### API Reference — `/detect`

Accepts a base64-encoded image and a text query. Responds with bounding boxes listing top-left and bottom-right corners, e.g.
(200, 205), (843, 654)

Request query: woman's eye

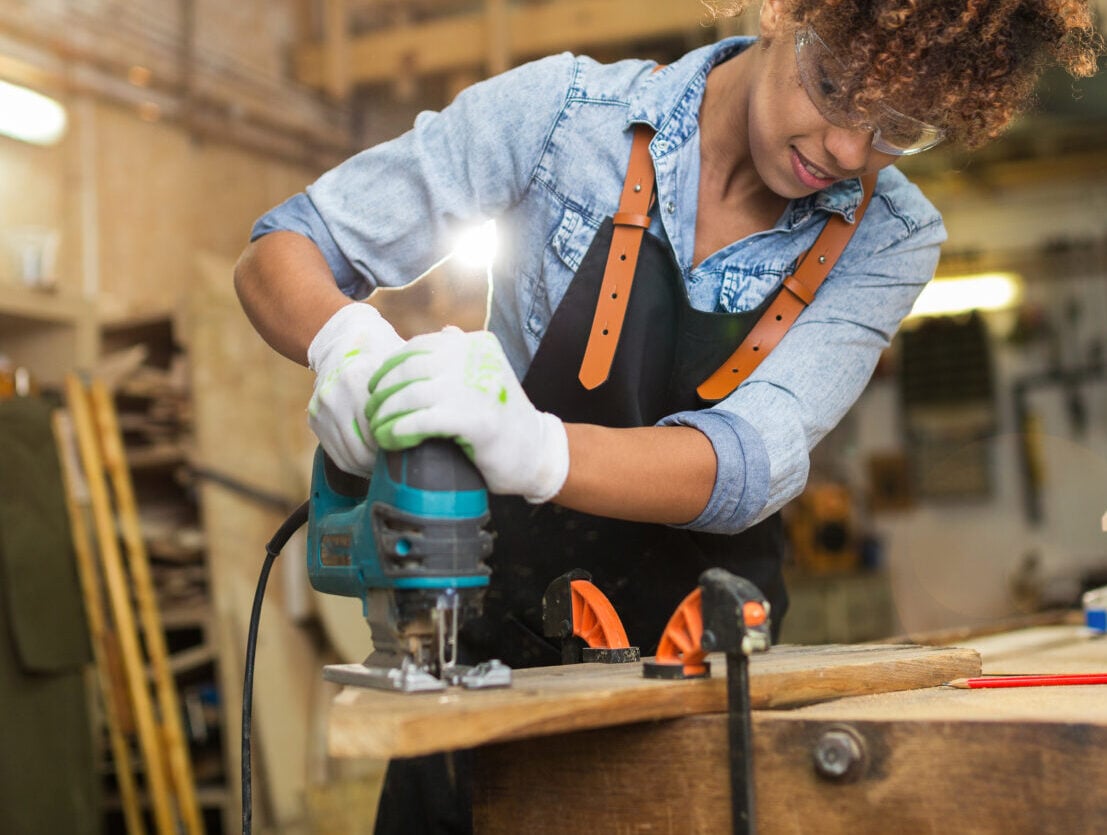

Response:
(817, 68), (838, 98)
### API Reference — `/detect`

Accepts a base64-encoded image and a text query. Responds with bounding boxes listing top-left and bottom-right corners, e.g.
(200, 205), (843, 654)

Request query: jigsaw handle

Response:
(380, 439), (486, 496)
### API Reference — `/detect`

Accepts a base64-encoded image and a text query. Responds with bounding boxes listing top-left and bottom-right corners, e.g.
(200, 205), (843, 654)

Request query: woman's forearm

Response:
(555, 423), (716, 525)
(233, 231), (355, 366)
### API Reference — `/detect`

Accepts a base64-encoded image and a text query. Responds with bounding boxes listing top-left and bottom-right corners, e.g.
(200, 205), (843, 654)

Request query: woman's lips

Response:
(791, 148), (837, 190)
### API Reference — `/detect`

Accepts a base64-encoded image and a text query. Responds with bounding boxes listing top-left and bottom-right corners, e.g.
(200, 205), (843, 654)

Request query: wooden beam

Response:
(484, 0), (510, 77)
(327, 644), (980, 760)
(323, 0), (350, 101)
(295, 0), (709, 87)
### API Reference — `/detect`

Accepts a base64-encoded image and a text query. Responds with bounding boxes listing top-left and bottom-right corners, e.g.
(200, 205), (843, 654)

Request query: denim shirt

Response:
(252, 37), (946, 535)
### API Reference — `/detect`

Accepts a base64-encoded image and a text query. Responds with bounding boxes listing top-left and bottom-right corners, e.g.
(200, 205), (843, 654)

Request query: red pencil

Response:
(946, 673), (1107, 689)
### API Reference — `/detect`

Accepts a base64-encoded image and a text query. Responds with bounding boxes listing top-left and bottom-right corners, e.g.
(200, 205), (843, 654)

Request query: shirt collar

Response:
(788, 177), (867, 225)
(627, 36), (867, 224)
(626, 37), (751, 144)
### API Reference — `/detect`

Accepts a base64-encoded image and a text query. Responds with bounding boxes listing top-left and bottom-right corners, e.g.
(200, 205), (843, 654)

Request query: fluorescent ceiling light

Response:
(908, 272), (1022, 319)
(0, 79), (67, 146)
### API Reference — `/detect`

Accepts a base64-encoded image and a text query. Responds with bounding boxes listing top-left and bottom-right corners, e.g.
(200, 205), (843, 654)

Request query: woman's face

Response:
(745, 3), (898, 199)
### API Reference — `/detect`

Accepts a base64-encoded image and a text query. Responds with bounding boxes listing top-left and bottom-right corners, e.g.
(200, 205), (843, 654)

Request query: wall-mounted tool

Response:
(307, 440), (509, 692)
(542, 569), (640, 664)
(786, 482), (858, 575)
(644, 569), (771, 835)
(1012, 353), (1105, 524)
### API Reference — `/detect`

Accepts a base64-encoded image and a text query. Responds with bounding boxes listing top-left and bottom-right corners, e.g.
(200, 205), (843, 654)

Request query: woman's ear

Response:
(759, 0), (787, 40)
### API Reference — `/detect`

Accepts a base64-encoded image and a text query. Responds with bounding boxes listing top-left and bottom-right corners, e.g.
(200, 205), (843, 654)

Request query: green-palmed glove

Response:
(307, 302), (405, 475)
(366, 328), (570, 504)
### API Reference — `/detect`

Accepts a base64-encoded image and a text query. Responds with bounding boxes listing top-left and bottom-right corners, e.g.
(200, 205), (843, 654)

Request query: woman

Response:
(236, 0), (1100, 829)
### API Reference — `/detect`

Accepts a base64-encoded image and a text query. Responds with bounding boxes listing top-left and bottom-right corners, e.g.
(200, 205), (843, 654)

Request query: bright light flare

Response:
(452, 220), (498, 269)
(0, 80), (67, 146)
(908, 272), (1022, 319)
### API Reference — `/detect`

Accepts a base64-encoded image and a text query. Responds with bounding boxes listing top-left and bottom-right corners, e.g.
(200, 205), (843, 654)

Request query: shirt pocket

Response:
(718, 260), (795, 313)
(526, 203), (603, 339)
(549, 203), (602, 273)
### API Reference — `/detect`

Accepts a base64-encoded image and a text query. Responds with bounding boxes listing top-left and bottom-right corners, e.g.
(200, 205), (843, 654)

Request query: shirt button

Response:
(655, 139), (669, 152)
(666, 201), (676, 214)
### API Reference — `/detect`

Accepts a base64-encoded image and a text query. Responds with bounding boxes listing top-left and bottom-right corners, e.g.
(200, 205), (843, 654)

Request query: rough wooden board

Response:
(474, 707), (1107, 834)
(328, 643), (980, 760)
(786, 679), (1107, 723)
(791, 627), (1107, 723)
(949, 624), (1106, 674)
(472, 624), (1106, 834)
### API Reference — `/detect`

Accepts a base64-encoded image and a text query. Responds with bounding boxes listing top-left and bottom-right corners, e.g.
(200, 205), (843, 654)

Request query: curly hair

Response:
(703, 1), (1103, 148)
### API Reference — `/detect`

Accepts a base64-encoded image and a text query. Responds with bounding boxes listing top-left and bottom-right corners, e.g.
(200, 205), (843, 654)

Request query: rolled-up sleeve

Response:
(662, 195), (946, 535)
(660, 409), (771, 533)
(251, 193), (369, 298)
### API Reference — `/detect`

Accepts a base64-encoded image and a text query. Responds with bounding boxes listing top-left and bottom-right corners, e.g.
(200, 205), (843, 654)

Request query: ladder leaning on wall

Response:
(55, 373), (204, 835)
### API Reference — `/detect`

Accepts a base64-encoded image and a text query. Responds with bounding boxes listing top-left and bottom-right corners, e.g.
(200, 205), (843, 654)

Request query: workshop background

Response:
(0, 1), (1105, 833)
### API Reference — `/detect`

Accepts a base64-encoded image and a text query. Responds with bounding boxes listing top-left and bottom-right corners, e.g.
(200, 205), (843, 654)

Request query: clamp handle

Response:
(642, 569), (772, 835)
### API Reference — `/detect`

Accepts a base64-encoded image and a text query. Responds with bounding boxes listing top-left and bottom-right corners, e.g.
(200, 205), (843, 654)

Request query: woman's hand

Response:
(366, 328), (570, 504)
(307, 303), (406, 475)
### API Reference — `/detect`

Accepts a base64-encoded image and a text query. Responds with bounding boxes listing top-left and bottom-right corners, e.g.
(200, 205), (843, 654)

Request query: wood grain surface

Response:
(327, 643), (981, 759)
(947, 624), (1106, 675)
(474, 706), (1107, 834)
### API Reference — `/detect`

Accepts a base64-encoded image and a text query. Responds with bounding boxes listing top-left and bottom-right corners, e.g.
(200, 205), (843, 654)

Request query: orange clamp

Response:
(648, 587), (709, 678)
(568, 579), (632, 650)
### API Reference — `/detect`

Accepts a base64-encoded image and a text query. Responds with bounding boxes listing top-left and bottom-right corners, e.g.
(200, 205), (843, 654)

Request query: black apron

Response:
(375, 198), (790, 835)
(461, 217), (789, 670)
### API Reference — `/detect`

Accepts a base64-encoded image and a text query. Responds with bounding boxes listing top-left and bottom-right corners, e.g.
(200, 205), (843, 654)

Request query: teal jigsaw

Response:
(306, 439), (510, 692)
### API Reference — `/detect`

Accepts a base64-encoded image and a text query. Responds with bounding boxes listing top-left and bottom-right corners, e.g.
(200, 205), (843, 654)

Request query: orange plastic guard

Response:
(650, 587), (708, 677)
(569, 579), (632, 649)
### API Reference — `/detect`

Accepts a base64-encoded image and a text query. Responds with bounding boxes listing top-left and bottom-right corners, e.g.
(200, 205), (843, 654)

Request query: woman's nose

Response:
(823, 124), (872, 175)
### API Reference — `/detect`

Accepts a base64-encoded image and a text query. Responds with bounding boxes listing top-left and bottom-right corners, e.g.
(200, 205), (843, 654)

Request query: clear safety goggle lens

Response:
(794, 26), (946, 157)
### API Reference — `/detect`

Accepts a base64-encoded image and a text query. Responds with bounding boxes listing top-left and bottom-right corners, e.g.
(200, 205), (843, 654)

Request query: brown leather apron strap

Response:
(696, 171), (879, 401)
(578, 124), (657, 390)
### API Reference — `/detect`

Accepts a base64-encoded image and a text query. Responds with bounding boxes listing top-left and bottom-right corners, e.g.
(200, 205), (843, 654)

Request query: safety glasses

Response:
(794, 26), (946, 156)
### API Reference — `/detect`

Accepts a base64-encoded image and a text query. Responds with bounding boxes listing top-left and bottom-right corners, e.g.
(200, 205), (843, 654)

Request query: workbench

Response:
(327, 622), (1107, 833)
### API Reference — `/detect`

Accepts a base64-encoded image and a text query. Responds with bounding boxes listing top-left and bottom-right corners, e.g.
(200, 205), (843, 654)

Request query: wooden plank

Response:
(785, 677), (1107, 724)
(474, 705), (1107, 834)
(949, 624), (1104, 674)
(327, 644), (980, 760)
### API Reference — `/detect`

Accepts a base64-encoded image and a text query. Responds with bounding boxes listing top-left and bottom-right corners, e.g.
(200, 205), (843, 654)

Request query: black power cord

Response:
(242, 501), (310, 835)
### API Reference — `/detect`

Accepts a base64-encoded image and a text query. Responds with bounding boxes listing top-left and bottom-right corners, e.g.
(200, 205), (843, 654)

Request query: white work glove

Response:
(365, 328), (570, 504)
(307, 303), (405, 475)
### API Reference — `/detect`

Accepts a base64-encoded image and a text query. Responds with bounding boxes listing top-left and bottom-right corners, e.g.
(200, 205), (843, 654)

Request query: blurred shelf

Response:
(125, 442), (190, 470)
(0, 282), (86, 323)
(163, 642), (216, 676)
(103, 784), (230, 811)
